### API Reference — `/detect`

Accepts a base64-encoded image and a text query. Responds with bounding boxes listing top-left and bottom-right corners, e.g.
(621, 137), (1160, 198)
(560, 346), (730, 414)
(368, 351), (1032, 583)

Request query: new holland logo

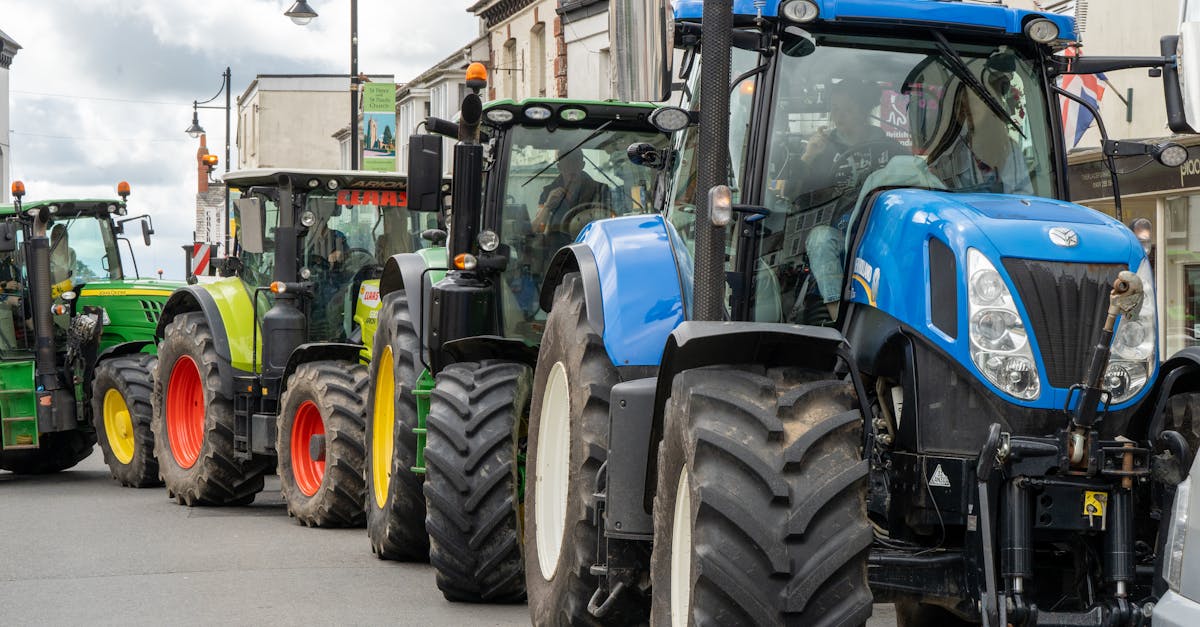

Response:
(1048, 227), (1079, 248)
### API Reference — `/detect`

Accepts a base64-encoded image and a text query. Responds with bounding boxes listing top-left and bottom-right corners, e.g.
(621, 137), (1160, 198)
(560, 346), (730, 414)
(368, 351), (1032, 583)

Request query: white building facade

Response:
(470, 0), (563, 102)
(0, 28), (19, 203)
(236, 74), (392, 170)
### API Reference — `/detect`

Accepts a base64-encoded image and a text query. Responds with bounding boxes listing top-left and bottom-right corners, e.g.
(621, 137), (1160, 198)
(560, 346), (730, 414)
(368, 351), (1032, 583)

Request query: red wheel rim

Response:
(291, 401), (326, 497)
(166, 355), (204, 469)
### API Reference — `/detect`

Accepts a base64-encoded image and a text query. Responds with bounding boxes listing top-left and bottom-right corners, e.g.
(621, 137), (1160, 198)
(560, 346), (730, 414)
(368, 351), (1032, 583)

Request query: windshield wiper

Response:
(521, 120), (615, 187)
(930, 30), (1025, 138)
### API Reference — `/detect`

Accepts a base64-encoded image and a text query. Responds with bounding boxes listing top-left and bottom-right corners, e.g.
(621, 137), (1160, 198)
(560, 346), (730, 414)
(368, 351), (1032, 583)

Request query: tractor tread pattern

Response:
(277, 360), (369, 527)
(650, 366), (873, 627)
(151, 312), (266, 506)
(424, 359), (529, 603)
(92, 353), (161, 487)
(366, 290), (430, 561)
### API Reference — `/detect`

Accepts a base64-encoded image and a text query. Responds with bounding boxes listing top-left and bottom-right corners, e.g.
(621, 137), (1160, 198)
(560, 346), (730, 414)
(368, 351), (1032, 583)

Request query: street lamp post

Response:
(286, 0), (359, 170)
(185, 67), (232, 257)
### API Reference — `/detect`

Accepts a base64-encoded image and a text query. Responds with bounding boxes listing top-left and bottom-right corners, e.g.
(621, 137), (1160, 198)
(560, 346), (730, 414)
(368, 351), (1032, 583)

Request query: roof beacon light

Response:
(1024, 18), (1060, 44)
(466, 62), (488, 83)
(11, 181), (25, 199)
(781, 0), (820, 23)
(117, 181), (131, 199)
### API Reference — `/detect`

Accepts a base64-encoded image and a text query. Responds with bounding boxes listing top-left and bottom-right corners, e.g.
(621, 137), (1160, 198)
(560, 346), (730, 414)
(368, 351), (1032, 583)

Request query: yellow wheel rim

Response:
(103, 388), (136, 465)
(371, 346), (396, 509)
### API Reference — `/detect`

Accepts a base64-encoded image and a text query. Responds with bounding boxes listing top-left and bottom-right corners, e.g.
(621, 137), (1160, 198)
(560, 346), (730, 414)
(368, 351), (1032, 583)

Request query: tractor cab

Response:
(228, 169), (440, 349)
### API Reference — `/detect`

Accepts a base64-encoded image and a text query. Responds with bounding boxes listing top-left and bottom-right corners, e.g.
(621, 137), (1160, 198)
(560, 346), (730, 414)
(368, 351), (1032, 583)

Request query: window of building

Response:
(531, 23), (546, 97)
(503, 38), (517, 101)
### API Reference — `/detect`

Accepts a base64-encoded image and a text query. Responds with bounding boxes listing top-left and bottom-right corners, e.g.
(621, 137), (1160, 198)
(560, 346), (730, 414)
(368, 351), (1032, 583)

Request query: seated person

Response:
(788, 79), (907, 323)
(0, 254), (22, 351)
(532, 150), (610, 236)
(924, 79), (1034, 195)
(50, 224), (76, 285)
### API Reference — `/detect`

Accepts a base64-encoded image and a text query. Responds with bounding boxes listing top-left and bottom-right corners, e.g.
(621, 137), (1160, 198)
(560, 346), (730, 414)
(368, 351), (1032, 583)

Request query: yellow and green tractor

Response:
(148, 169), (444, 526)
(0, 181), (180, 486)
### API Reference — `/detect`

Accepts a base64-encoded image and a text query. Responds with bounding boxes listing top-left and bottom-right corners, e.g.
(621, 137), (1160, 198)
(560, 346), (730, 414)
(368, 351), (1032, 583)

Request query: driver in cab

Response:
(532, 149), (608, 235)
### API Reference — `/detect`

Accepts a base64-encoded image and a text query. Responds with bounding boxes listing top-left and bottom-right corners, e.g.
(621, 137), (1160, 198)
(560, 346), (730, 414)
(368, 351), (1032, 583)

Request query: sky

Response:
(4, 0), (479, 280)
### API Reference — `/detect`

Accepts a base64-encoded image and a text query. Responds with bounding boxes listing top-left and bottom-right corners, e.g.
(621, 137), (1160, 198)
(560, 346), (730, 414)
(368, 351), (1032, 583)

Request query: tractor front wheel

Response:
(92, 353), (159, 487)
(365, 290), (430, 560)
(277, 360), (368, 527)
(649, 366), (874, 626)
(152, 312), (266, 505)
(524, 273), (636, 625)
(424, 360), (529, 603)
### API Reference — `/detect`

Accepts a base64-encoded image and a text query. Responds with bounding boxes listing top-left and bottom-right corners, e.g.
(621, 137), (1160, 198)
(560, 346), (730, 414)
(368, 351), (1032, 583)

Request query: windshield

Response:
(51, 215), (123, 283)
(302, 189), (437, 341)
(756, 31), (1054, 326)
(496, 123), (671, 343)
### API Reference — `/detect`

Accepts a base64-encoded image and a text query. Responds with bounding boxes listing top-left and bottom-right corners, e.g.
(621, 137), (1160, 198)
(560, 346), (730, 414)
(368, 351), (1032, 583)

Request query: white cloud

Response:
(5, 0), (479, 280)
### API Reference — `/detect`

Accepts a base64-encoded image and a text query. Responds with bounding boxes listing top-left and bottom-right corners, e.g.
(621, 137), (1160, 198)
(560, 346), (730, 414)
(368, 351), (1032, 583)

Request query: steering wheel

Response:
(558, 202), (615, 238)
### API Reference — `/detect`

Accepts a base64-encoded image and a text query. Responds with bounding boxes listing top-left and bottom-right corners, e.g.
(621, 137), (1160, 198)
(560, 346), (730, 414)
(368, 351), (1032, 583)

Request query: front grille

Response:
(1002, 259), (1125, 389)
(138, 299), (164, 324)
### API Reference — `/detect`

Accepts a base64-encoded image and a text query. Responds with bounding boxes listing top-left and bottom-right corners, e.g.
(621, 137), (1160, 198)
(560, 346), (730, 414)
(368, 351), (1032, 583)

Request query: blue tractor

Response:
(521, 1), (1200, 625)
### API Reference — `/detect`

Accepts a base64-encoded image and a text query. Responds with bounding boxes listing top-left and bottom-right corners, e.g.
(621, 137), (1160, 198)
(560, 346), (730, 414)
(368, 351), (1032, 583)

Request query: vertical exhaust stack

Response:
(692, 0), (733, 321)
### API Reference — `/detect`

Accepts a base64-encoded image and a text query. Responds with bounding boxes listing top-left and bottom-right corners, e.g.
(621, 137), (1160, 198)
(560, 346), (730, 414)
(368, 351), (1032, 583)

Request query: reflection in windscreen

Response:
(499, 124), (671, 343)
(53, 216), (122, 283)
(752, 33), (1053, 327)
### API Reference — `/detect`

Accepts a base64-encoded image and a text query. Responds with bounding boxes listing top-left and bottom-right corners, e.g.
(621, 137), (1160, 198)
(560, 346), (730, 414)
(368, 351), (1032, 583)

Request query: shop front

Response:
(1069, 135), (1200, 357)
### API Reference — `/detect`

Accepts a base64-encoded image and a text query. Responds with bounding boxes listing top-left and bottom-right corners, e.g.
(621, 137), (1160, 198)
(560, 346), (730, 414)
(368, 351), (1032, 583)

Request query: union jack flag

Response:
(1059, 46), (1107, 148)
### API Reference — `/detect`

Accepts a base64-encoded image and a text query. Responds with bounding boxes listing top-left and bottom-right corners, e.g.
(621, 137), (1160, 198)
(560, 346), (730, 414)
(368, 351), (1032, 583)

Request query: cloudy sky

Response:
(4, 0), (479, 279)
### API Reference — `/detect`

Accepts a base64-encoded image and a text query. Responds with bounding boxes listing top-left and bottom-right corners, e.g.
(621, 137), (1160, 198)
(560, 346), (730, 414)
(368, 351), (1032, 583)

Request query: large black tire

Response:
(277, 360), (369, 527)
(365, 290), (430, 560)
(524, 273), (639, 625)
(649, 366), (873, 626)
(92, 353), (160, 487)
(425, 360), (529, 603)
(151, 312), (266, 505)
(0, 430), (95, 474)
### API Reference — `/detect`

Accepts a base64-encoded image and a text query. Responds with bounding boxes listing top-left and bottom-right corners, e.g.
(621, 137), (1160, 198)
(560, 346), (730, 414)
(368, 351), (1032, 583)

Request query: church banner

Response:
(361, 82), (397, 172)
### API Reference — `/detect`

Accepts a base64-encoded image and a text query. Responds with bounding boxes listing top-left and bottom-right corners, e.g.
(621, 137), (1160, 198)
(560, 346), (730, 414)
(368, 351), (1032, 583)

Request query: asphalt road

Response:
(1, 451), (898, 626)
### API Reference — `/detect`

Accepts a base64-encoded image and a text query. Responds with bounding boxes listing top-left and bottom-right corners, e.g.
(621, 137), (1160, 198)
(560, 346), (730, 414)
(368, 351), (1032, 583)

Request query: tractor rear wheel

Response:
(92, 353), (160, 487)
(0, 430), (95, 474)
(424, 360), (529, 603)
(277, 360), (368, 527)
(524, 273), (635, 625)
(365, 290), (430, 560)
(649, 366), (873, 626)
(152, 312), (265, 505)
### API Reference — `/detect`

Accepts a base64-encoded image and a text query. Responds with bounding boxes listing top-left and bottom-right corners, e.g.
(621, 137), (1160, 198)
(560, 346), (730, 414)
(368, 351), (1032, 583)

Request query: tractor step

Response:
(1, 415), (38, 449)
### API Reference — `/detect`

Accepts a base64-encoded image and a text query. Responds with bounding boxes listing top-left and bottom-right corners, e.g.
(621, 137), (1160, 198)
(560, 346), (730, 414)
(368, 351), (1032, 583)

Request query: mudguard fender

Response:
(380, 250), (445, 373)
(281, 342), (363, 394)
(1140, 347), (1200, 439)
(96, 340), (154, 364)
(540, 214), (688, 368)
(441, 335), (540, 369)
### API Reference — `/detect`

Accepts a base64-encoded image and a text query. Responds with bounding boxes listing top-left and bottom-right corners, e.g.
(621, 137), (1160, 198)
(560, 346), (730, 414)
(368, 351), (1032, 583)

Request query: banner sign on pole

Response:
(362, 82), (397, 172)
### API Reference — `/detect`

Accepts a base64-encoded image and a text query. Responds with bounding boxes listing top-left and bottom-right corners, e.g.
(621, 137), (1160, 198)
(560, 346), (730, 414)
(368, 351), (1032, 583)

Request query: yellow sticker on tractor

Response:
(1084, 491), (1108, 517)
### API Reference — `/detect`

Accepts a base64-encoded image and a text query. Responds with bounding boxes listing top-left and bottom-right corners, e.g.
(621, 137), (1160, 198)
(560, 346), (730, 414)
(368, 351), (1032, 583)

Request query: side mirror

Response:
(1173, 2), (1200, 132)
(236, 197), (265, 254)
(407, 133), (444, 212)
(0, 222), (17, 253)
(611, 0), (673, 102)
(141, 218), (153, 246)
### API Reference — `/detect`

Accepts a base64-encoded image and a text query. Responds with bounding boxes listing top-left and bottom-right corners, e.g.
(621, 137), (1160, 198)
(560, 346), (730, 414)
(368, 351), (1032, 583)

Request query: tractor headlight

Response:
(1108, 258), (1157, 402)
(967, 248), (1042, 400)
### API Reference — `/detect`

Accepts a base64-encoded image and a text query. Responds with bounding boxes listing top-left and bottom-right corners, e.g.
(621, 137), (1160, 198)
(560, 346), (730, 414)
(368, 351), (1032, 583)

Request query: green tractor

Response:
(0, 181), (179, 486)
(365, 66), (672, 602)
(149, 169), (443, 527)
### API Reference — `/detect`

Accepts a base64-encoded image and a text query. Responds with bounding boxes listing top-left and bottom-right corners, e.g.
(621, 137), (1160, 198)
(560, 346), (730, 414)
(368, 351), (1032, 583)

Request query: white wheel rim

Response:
(670, 466), (693, 627)
(535, 361), (572, 580)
